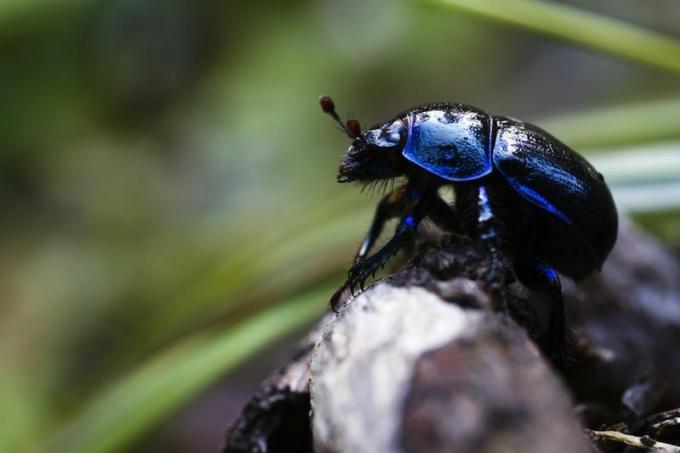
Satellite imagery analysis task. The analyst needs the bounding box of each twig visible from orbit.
[588,429,680,452]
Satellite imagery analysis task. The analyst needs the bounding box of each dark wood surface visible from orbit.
[223,222,680,453]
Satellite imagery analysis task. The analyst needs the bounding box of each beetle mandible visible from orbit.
[319,96,618,356]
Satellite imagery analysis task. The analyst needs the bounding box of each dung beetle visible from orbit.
[319,96,618,357]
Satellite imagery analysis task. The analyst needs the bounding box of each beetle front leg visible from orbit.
[329,186,411,310]
[353,186,409,263]
[346,191,433,294]
[513,258,565,363]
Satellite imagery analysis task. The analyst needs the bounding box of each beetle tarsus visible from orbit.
[347,255,382,295]
[348,276,359,296]
[329,284,347,312]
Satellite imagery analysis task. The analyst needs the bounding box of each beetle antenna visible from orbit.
[319,95,363,141]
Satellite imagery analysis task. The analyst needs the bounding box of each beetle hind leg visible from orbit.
[513,258,566,363]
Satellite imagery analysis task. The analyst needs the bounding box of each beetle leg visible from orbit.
[353,186,409,263]
[345,191,433,296]
[426,195,460,233]
[329,186,411,310]
[513,258,566,363]
[476,185,503,291]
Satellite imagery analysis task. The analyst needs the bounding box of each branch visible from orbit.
[310,284,588,452]
[224,221,680,452]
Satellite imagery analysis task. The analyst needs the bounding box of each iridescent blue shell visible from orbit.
[402,105,492,181]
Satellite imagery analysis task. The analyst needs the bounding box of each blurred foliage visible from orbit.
[46,283,331,453]
[0,0,679,452]
[426,0,680,73]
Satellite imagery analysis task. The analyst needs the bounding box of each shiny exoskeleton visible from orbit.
[319,97,618,358]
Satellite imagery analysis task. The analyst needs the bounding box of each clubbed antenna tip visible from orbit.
[346,119,361,139]
[319,95,335,114]
[318,95,363,140]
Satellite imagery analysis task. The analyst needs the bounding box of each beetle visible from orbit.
[319,96,618,357]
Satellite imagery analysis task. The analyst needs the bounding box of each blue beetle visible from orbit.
[320,96,618,356]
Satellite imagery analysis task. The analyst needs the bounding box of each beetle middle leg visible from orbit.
[426,193,461,233]
[513,257,566,362]
[476,185,504,291]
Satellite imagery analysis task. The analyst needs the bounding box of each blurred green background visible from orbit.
[1,0,680,451]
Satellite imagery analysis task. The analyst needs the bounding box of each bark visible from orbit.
[223,222,680,453]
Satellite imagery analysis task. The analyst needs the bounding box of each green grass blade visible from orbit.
[45,284,331,453]
[590,142,680,213]
[422,0,680,74]
[590,142,680,185]
[98,205,371,374]
[539,98,680,150]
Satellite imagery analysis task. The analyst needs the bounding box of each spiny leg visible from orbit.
[345,188,434,295]
[513,258,565,362]
[330,185,410,310]
[353,186,409,263]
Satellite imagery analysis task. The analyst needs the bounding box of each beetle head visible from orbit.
[337,120,406,183]
[319,96,406,184]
